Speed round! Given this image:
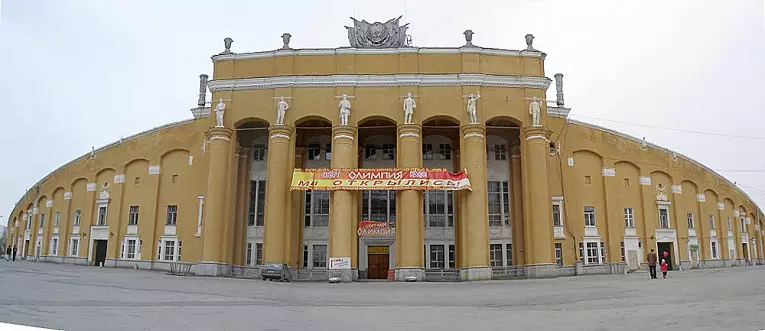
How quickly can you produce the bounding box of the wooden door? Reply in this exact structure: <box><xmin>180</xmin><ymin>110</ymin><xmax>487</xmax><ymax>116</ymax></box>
<box><xmin>367</xmin><ymin>254</ymin><xmax>390</xmax><ymax>279</ymax></box>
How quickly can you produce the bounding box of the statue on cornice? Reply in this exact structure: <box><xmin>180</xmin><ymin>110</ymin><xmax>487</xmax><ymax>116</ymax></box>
<box><xmin>338</xmin><ymin>94</ymin><xmax>353</xmax><ymax>126</ymax></box>
<box><xmin>345</xmin><ymin>16</ymin><xmax>409</xmax><ymax>48</ymax></box>
<box><xmin>529</xmin><ymin>97</ymin><xmax>542</xmax><ymax>127</ymax></box>
<box><xmin>214</xmin><ymin>99</ymin><xmax>226</xmax><ymax>127</ymax></box>
<box><xmin>466</xmin><ymin>92</ymin><xmax>480</xmax><ymax>124</ymax></box>
<box><xmin>276</xmin><ymin>96</ymin><xmax>289</xmax><ymax>125</ymax></box>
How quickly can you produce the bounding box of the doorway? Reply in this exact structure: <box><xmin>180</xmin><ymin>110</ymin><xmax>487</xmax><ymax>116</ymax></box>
<box><xmin>742</xmin><ymin>243</ymin><xmax>749</xmax><ymax>261</ymax></box>
<box><xmin>94</xmin><ymin>240</ymin><xmax>108</xmax><ymax>266</ymax></box>
<box><xmin>367</xmin><ymin>246</ymin><xmax>390</xmax><ymax>279</ymax></box>
<box><xmin>657</xmin><ymin>242</ymin><xmax>674</xmax><ymax>270</ymax></box>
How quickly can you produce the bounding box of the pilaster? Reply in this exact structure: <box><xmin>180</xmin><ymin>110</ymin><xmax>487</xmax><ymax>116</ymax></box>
<box><xmin>521</xmin><ymin>126</ymin><xmax>558</xmax><ymax>278</ymax></box>
<box><xmin>395</xmin><ymin>124</ymin><xmax>425</xmax><ymax>281</ymax></box>
<box><xmin>328</xmin><ymin>125</ymin><xmax>358</xmax><ymax>282</ymax></box>
<box><xmin>199</xmin><ymin>127</ymin><xmax>233</xmax><ymax>275</ymax></box>
<box><xmin>262</xmin><ymin>125</ymin><xmax>295</xmax><ymax>266</ymax></box>
<box><xmin>459</xmin><ymin>124</ymin><xmax>491</xmax><ymax>280</ymax></box>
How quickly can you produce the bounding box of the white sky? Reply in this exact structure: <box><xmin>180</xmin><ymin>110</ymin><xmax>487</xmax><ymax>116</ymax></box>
<box><xmin>1</xmin><ymin>0</ymin><xmax>764</xmax><ymax>225</ymax></box>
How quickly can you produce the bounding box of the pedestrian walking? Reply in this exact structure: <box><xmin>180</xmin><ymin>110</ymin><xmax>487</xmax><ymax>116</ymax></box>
<box><xmin>12</xmin><ymin>246</ymin><xmax>17</xmax><ymax>262</ymax></box>
<box><xmin>661</xmin><ymin>259</ymin><xmax>668</xmax><ymax>279</ymax></box>
<box><xmin>647</xmin><ymin>249</ymin><xmax>658</xmax><ymax>279</ymax></box>
<box><xmin>5</xmin><ymin>246</ymin><xmax>10</xmax><ymax>261</ymax></box>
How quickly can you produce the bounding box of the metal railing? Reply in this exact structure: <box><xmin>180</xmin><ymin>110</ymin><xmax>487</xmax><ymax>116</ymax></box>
<box><xmin>169</xmin><ymin>262</ymin><xmax>193</xmax><ymax>276</ymax></box>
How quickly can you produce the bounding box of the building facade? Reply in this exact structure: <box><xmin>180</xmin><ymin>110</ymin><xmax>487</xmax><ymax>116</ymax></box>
<box><xmin>5</xmin><ymin>19</ymin><xmax>764</xmax><ymax>281</ymax></box>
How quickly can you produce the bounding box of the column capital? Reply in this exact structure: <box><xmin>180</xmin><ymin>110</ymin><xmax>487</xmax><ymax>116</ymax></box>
<box><xmin>460</xmin><ymin>123</ymin><xmax>486</xmax><ymax>140</ymax></box>
<box><xmin>332</xmin><ymin>125</ymin><xmax>358</xmax><ymax>141</ymax></box>
<box><xmin>268</xmin><ymin>125</ymin><xmax>294</xmax><ymax>141</ymax></box>
<box><xmin>397</xmin><ymin>123</ymin><xmax>422</xmax><ymax>139</ymax></box>
<box><xmin>207</xmin><ymin>127</ymin><xmax>233</xmax><ymax>143</ymax></box>
<box><xmin>522</xmin><ymin>127</ymin><xmax>553</xmax><ymax>142</ymax></box>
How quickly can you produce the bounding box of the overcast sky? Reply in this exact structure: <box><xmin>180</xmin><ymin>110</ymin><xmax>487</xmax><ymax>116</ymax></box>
<box><xmin>1</xmin><ymin>0</ymin><xmax>764</xmax><ymax>225</ymax></box>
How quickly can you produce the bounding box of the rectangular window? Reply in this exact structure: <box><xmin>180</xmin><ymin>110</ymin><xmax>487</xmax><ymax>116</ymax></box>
<box><xmin>709</xmin><ymin>215</ymin><xmax>715</xmax><ymax>230</ymax></box>
<box><xmin>307</xmin><ymin>143</ymin><xmax>321</xmax><ymax>160</ymax></box>
<box><xmin>427</xmin><ymin>190</ymin><xmax>446</xmax><ymax>227</ymax></box>
<box><xmin>304</xmin><ymin>190</ymin><xmax>312</xmax><ymax>227</ymax></box>
<box><xmin>437</xmin><ymin>143</ymin><xmax>451</xmax><ymax>160</ymax></box>
<box><xmin>506</xmin><ymin>244</ymin><xmax>513</xmax><ymax>266</ymax></box>
<box><xmin>163</xmin><ymin>240</ymin><xmax>176</xmax><ymax>261</ymax></box>
<box><xmin>40</xmin><ymin>214</ymin><xmax>45</xmax><ymax>227</ymax></box>
<box><xmin>422</xmin><ymin>144</ymin><xmax>433</xmax><ymax>160</ymax></box>
<box><xmin>727</xmin><ymin>217</ymin><xmax>732</xmax><ymax>231</ymax></box>
<box><xmin>600</xmin><ymin>241</ymin><xmax>606</xmax><ymax>264</ymax></box>
<box><xmin>51</xmin><ymin>238</ymin><xmax>58</xmax><ymax>256</ymax></box>
<box><xmin>448</xmin><ymin>244</ymin><xmax>455</xmax><ymax>269</ymax></box>
<box><xmin>489</xmin><ymin>244</ymin><xmax>503</xmax><ymax>267</ymax></box>
<box><xmin>97</xmin><ymin>207</ymin><xmax>107</xmax><ymax>226</ymax></box>
<box><xmin>126</xmin><ymin>239</ymin><xmax>137</xmax><ymax>259</ymax></box>
<box><xmin>70</xmin><ymin>238</ymin><xmax>79</xmax><ymax>256</ymax></box>
<box><xmin>621</xmin><ymin>241</ymin><xmax>625</xmax><ymax>262</ymax></box>
<box><xmin>128</xmin><ymin>206</ymin><xmax>139</xmax><ymax>225</ymax></box>
<box><xmin>584</xmin><ymin>206</ymin><xmax>596</xmax><ymax>227</ymax></box>
<box><xmin>586</xmin><ymin>242</ymin><xmax>599</xmax><ymax>264</ymax></box>
<box><xmin>711</xmin><ymin>241</ymin><xmax>718</xmax><ymax>259</ymax></box>
<box><xmin>429</xmin><ymin>245</ymin><xmax>445</xmax><ymax>269</ymax></box>
<box><xmin>494</xmin><ymin>144</ymin><xmax>507</xmax><ymax>160</ymax></box>
<box><xmin>252</xmin><ymin>145</ymin><xmax>266</xmax><ymax>161</ymax></box>
<box><xmin>256</xmin><ymin>243</ymin><xmax>263</xmax><ymax>265</ymax></box>
<box><xmin>552</xmin><ymin>204</ymin><xmax>562</xmax><ymax>227</ymax></box>
<box><xmin>624</xmin><ymin>208</ymin><xmax>635</xmax><ymax>228</ymax></box>
<box><xmin>74</xmin><ymin>210</ymin><xmax>81</xmax><ymax>226</ymax></box>
<box><xmin>555</xmin><ymin>243</ymin><xmax>563</xmax><ymax>266</ymax></box>
<box><xmin>311</xmin><ymin>191</ymin><xmax>330</xmax><ymax>227</ymax></box>
<box><xmin>256</xmin><ymin>180</ymin><xmax>266</xmax><ymax>226</ymax></box>
<box><xmin>488</xmin><ymin>181</ymin><xmax>509</xmax><ymax>227</ymax></box>
<box><xmin>687</xmin><ymin>213</ymin><xmax>695</xmax><ymax>229</ymax></box>
<box><xmin>303</xmin><ymin>245</ymin><xmax>308</xmax><ymax>268</ymax></box>
<box><xmin>166</xmin><ymin>205</ymin><xmax>178</xmax><ymax>225</ymax></box>
<box><xmin>246</xmin><ymin>243</ymin><xmax>252</xmax><ymax>266</ymax></box>
<box><xmin>55</xmin><ymin>212</ymin><xmax>60</xmax><ymax>227</ymax></box>
<box><xmin>659</xmin><ymin>207</ymin><xmax>669</xmax><ymax>228</ymax></box>
<box><xmin>312</xmin><ymin>245</ymin><xmax>327</xmax><ymax>268</ymax></box>
<box><xmin>365</xmin><ymin>145</ymin><xmax>377</xmax><ymax>160</ymax></box>
<box><xmin>27</xmin><ymin>214</ymin><xmax>32</xmax><ymax>228</ymax></box>
<box><xmin>740</xmin><ymin>217</ymin><xmax>746</xmax><ymax>233</ymax></box>
<box><xmin>325</xmin><ymin>143</ymin><xmax>332</xmax><ymax>160</ymax></box>
<box><xmin>579</xmin><ymin>242</ymin><xmax>584</xmax><ymax>262</ymax></box>
<box><xmin>382</xmin><ymin>144</ymin><xmax>395</xmax><ymax>160</ymax></box>
<box><xmin>502</xmin><ymin>182</ymin><xmax>510</xmax><ymax>226</ymax></box>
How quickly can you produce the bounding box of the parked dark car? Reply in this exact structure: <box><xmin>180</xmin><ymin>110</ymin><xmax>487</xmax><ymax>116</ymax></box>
<box><xmin>261</xmin><ymin>262</ymin><xmax>291</xmax><ymax>282</ymax></box>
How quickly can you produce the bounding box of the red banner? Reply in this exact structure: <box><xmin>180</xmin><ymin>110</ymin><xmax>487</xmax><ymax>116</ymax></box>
<box><xmin>290</xmin><ymin>168</ymin><xmax>471</xmax><ymax>191</ymax></box>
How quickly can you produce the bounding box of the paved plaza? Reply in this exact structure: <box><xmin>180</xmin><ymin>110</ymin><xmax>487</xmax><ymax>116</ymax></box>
<box><xmin>0</xmin><ymin>261</ymin><xmax>764</xmax><ymax>330</ymax></box>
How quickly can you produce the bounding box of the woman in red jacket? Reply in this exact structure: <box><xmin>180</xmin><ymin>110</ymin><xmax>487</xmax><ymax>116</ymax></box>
<box><xmin>661</xmin><ymin>259</ymin><xmax>669</xmax><ymax>279</ymax></box>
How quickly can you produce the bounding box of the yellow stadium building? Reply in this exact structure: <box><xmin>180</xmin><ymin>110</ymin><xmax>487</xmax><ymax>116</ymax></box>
<box><xmin>5</xmin><ymin>18</ymin><xmax>764</xmax><ymax>282</ymax></box>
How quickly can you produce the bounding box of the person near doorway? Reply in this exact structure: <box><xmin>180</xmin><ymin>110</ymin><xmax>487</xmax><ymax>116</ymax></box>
<box><xmin>647</xmin><ymin>249</ymin><xmax>658</xmax><ymax>279</ymax></box>
<box><xmin>661</xmin><ymin>259</ymin><xmax>668</xmax><ymax>278</ymax></box>
<box><xmin>5</xmin><ymin>246</ymin><xmax>10</xmax><ymax>261</ymax></box>
<box><xmin>12</xmin><ymin>246</ymin><xmax>17</xmax><ymax>261</ymax></box>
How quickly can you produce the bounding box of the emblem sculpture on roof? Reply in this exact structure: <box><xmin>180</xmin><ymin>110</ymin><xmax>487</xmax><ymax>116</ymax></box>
<box><xmin>345</xmin><ymin>16</ymin><xmax>409</xmax><ymax>48</ymax></box>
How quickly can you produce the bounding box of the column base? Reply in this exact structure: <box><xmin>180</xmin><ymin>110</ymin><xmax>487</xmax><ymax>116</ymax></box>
<box><xmin>459</xmin><ymin>267</ymin><xmax>492</xmax><ymax>281</ymax></box>
<box><xmin>196</xmin><ymin>261</ymin><xmax>231</xmax><ymax>276</ymax></box>
<box><xmin>395</xmin><ymin>268</ymin><xmax>425</xmax><ymax>282</ymax></box>
<box><xmin>327</xmin><ymin>269</ymin><xmax>358</xmax><ymax>283</ymax></box>
<box><xmin>524</xmin><ymin>263</ymin><xmax>559</xmax><ymax>278</ymax></box>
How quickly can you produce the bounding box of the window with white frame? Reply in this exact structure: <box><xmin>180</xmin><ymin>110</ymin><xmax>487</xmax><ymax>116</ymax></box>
<box><xmin>709</xmin><ymin>215</ymin><xmax>715</xmax><ymax>230</ymax></box>
<box><xmin>740</xmin><ymin>217</ymin><xmax>746</xmax><ymax>233</ymax></box>
<box><xmin>97</xmin><ymin>206</ymin><xmax>107</xmax><ymax>226</ymax></box>
<box><xmin>424</xmin><ymin>190</ymin><xmax>454</xmax><ymax>227</ymax></box>
<box><xmin>69</xmin><ymin>238</ymin><xmax>79</xmax><ymax>256</ymax></box>
<box><xmin>555</xmin><ymin>243</ymin><xmax>563</xmax><ymax>266</ymax></box>
<box><xmin>429</xmin><ymin>245</ymin><xmax>445</xmax><ymax>269</ymax></box>
<box><xmin>50</xmin><ymin>238</ymin><xmax>58</xmax><ymax>256</ymax></box>
<box><xmin>552</xmin><ymin>202</ymin><xmax>563</xmax><ymax>227</ymax></box>
<box><xmin>365</xmin><ymin>145</ymin><xmax>377</xmax><ymax>160</ymax></box>
<box><xmin>362</xmin><ymin>190</ymin><xmax>395</xmax><ymax>225</ymax></box>
<box><xmin>246</xmin><ymin>243</ymin><xmax>252</xmax><ymax>266</ymax></box>
<box><xmin>157</xmin><ymin>238</ymin><xmax>180</xmax><ymax>262</ymax></box>
<box><xmin>324</xmin><ymin>143</ymin><xmax>332</xmax><ymax>160</ymax></box>
<box><xmin>448</xmin><ymin>245</ymin><xmax>455</xmax><ymax>269</ymax></box>
<box><xmin>600</xmin><ymin>241</ymin><xmax>606</xmax><ymax>264</ymax></box>
<box><xmin>382</xmin><ymin>144</ymin><xmax>395</xmax><ymax>160</ymax></box>
<box><xmin>493</xmin><ymin>144</ymin><xmax>507</xmax><ymax>160</ymax></box>
<box><xmin>128</xmin><ymin>206</ymin><xmax>139</xmax><ymax>225</ymax></box>
<box><xmin>304</xmin><ymin>190</ymin><xmax>330</xmax><ymax>227</ymax></box>
<box><xmin>55</xmin><ymin>212</ymin><xmax>60</xmax><ymax>227</ymax></box>
<box><xmin>248</xmin><ymin>180</ymin><xmax>267</xmax><ymax>226</ymax></box>
<box><xmin>711</xmin><ymin>240</ymin><xmax>718</xmax><ymax>259</ymax></box>
<box><xmin>436</xmin><ymin>144</ymin><xmax>451</xmax><ymax>160</ymax></box>
<box><xmin>488</xmin><ymin>181</ymin><xmax>511</xmax><ymax>227</ymax></box>
<box><xmin>73</xmin><ymin>210</ymin><xmax>81</xmax><ymax>226</ymax></box>
<box><xmin>256</xmin><ymin>243</ymin><xmax>263</xmax><ymax>265</ymax></box>
<box><xmin>584</xmin><ymin>206</ymin><xmax>596</xmax><ymax>227</ymax></box>
<box><xmin>302</xmin><ymin>245</ymin><xmax>308</xmax><ymax>268</ymax></box>
<box><xmin>165</xmin><ymin>205</ymin><xmax>178</xmax><ymax>226</ymax></box>
<box><xmin>252</xmin><ymin>145</ymin><xmax>266</xmax><ymax>161</ymax></box>
<box><xmin>624</xmin><ymin>208</ymin><xmax>635</xmax><ymax>228</ymax></box>
<box><xmin>307</xmin><ymin>143</ymin><xmax>321</xmax><ymax>160</ymax></box>
<box><xmin>505</xmin><ymin>244</ymin><xmax>513</xmax><ymax>266</ymax></box>
<box><xmin>489</xmin><ymin>244</ymin><xmax>503</xmax><ymax>267</ymax></box>
<box><xmin>620</xmin><ymin>241</ymin><xmax>625</xmax><ymax>262</ymax></box>
<box><xmin>586</xmin><ymin>242</ymin><xmax>599</xmax><ymax>264</ymax></box>
<box><xmin>422</xmin><ymin>144</ymin><xmax>433</xmax><ymax>160</ymax></box>
<box><xmin>658</xmin><ymin>206</ymin><xmax>670</xmax><ymax>228</ymax></box>
<box><xmin>312</xmin><ymin>245</ymin><xmax>327</xmax><ymax>268</ymax></box>
<box><xmin>687</xmin><ymin>213</ymin><xmax>695</xmax><ymax>229</ymax></box>
<box><xmin>122</xmin><ymin>238</ymin><xmax>139</xmax><ymax>260</ymax></box>
<box><xmin>578</xmin><ymin>243</ymin><xmax>584</xmax><ymax>262</ymax></box>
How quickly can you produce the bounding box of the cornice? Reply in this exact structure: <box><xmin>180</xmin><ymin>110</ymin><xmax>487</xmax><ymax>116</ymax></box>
<box><xmin>207</xmin><ymin>74</ymin><xmax>551</xmax><ymax>92</ymax></box>
<box><xmin>211</xmin><ymin>47</ymin><xmax>545</xmax><ymax>63</ymax></box>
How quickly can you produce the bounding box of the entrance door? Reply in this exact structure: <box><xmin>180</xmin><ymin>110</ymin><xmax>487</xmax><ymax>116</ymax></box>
<box><xmin>742</xmin><ymin>243</ymin><xmax>749</xmax><ymax>262</ymax></box>
<box><xmin>94</xmin><ymin>240</ymin><xmax>108</xmax><ymax>266</ymax></box>
<box><xmin>367</xmin><ymin>246</ymin><xmax>390</xmax><ymax>279</ymax></box>
<box><xmin>24</xmin><ymin>240</ymin><xmax>29</xmax><ymax>259</ymax></box>
<box><xmin>657</xmin><ymin>242</ymin><xmax>674</xmax><ymax>270</ymax></box>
